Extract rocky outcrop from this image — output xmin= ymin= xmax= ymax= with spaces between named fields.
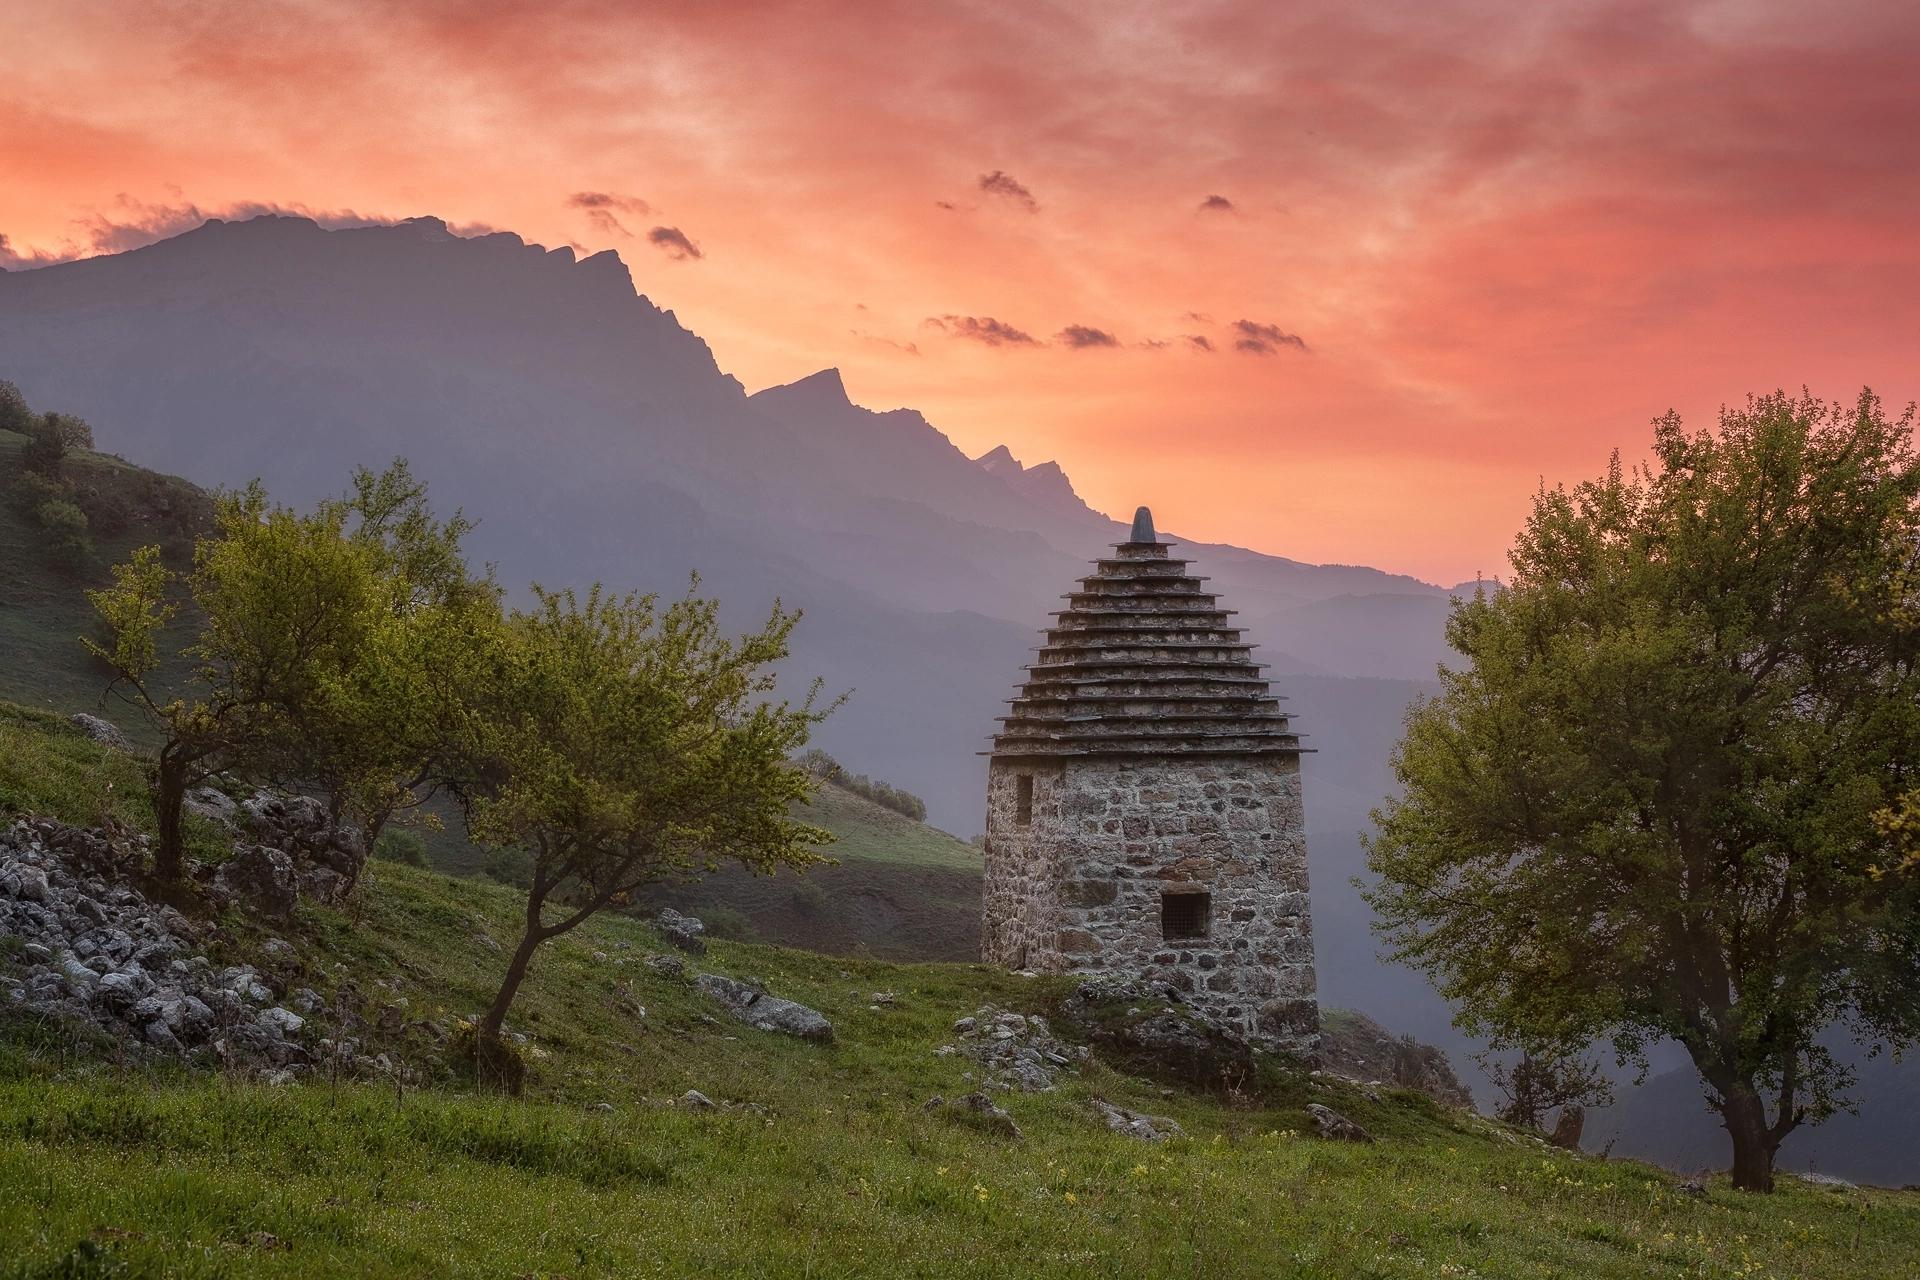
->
xmin=939 ymin=1006 xmax=1089 ymax=1092
xmin=1307 ymin=1102 xmax=1373 ymax=1143
xmin=1061 ymin=976 xmax=1257 ymax=1093
xmin=234 ymin=793 xmax=367 ymax=906
xmin=0 ymin=819 xmax=311 ymax=1069
xmin=924 ymin=1091 xmax=1023 ymax=1140
xmin=1315 ymin=1008 xmax=1473 ymax=1109
xmin=655 ymin=908 xmax=707 ymax=954
xmin=694 ymin=973 xmax=833 ymax=1041
xmin=1091 ymin=1098 xmax=1184 ymax=1142
xmin=68 ymin=713 xmax=132 ymax=752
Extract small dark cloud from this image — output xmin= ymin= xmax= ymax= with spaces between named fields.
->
xmin=568 ymin=192 xmax=654 ymax=238
xmin=1198 ymin=195 xmax=1235 ymax=213
xmin=1137 ymin=338 xmax=1171 ymax=351
xmin=977 ymin=170 xmax=1039 ymax=213
xmin=1185 ymin=334 xmax=1216 ymax=353
xmin=1231 ymin=320 xmax=1308 ymax=355
xmin=1182 ymin=311 xmax=1213 ymax=324
xmin=854 ymin=330 xmax=921 ymax=356
xmin=647 ymin=226 xmax=703 ymax=261
xmin=934 ymin=199 xmax=963 ymax=212
xmin=1055 ymin=325 xmax=1120 ymax=349
xmin=926 ymin=315 xmax=1040 ymax=347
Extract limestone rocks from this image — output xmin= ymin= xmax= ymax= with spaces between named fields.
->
xmin=0 ymin=819 xmax=309 ymax=1071
xmin=941 ymin=1005 xmax=1088 ymax=1092
xmin=214 ymin=846 xmax=298 ymax=920
xmin=68 ymin=713 xmax=131 ymax=751
xmin=694 ymin=973 xmax=833 ymax=1041
xmin=924 ymin=1091 xmax=1023 ymax=1140
xmin=236 ymin=793 xmax=366 ymax=906
xmin=1306 ymin=1102 xmax=1372 ymax=1143
xmin=655 ymin=908 xmax=707 ymax=955
xmin=1090 ymin=1098 xmax=1183 ymax=1142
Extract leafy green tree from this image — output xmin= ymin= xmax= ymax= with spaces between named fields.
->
xmin=0 ymin=380 xmax=34 ymax=435
xmin=261 ymin=461 xmax=496 ymax=847
xmin=461 ymin=583 xmax=834 ymax=1083
xmin=1366 ymin=390 xmax=1920 ymax=1192
xmin=86 ymin=462 xmax=484 ymax=883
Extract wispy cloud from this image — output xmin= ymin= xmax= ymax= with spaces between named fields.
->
xmin=1185 ymin=334 xmax=1216 ymax=353
xmin=647 ymin=225 xmax=703 ymax=260
xmin=1231 ymin=320 xmax=1307 ymax=355
xmin=1198 ymin=194 xmax=1235 ymax=213
xmin=977 ymin=170 xmax=1039 ymax=213
xmin=567 ymin=191 xmax=653 ymax=237
xmin=1055 ymin=324 xmax=1119 ymax=349
xmin=926 ymin=314 xmax=1039 ymax=347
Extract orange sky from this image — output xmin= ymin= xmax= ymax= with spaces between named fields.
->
xmin=3 ymin=0 xmax=1917 ymax=583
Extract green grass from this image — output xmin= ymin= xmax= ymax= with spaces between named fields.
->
xmin=0 ymin=708 xmax=1914 ymax=1276
xmin=796 ymin=783 xmax=979 ymax=871
xmin=0 ymin=431 xmax=207 ymax=736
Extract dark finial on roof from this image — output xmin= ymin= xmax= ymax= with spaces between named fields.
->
xmin=1128 ymin=506 xmax=1157 ymax=544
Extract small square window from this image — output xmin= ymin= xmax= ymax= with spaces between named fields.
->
xmin=1161 ymin=890 xmax=1211 ymax=940
xmin=1014 ymin=774 xmax=1033 ymax=825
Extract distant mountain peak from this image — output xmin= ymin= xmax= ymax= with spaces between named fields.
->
xmin=765 ymin=367 xmax=851 ymax=407
xmin=974 ymin=444 xmax=1023 ymax=475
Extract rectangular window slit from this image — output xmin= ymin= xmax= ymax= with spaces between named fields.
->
xmin=1161 ymin=890 xmax=1211 ymax=940
xmin=1014 ymin=774 xmax=1033 ymax=825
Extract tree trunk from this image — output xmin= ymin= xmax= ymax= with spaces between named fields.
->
xmin=474 ymin=917 xmax=545 ymax=1095
xmin=153 ymin=747 xmax=189 ymax=882
xmin=1722 ymin=1087 xmax=1778 ymax=1192
xmin=480 ymin=927 xmax=542 ymax=1044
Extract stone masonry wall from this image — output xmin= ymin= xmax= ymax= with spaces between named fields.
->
xmin=982 ymin=755 xmax=1317 ymax=1056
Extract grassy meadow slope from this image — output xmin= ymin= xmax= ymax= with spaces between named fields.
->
xmin=0 ymin=429 xmax=207 ymax=727
xmin=2 ymin=710 xmax=1916 ymax=1278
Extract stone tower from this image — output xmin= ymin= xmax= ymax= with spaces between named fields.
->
xmin=981 ymin=507 xmax=1317 ymax=1053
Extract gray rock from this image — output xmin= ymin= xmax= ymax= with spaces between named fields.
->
xmin=183 ymin=786 xmax=239 ymax=825
xmin=656 ymin=908 xmax=707 ymax=955
xmin=214 ymin=847 xmax=298 ymax=920
xmin=13 ymin=866 xmax=49 ymax=903
xmin=925 ymin=1091 xmax=1023 ymax=1140
xmin=257 ymin=1007 xmax=305 ymax=1038
xmin=69 ymin=713 xmax=131 ymax=751
xmin=644 ymin=953 xmax=686 ymax=978
xmin=694 ymin=974 xmax=833 ymax=1042
xmin=1091 ymin=1099 xmax=1183 ymax=1142
xmin=1306 ymin=1103 xmax=1372 ymax=1143
xmin=680 ymin=1089 xmax=717 ymax=1109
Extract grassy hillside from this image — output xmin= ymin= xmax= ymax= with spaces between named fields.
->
xmin=3 ymin=704 xmax=1918 ymax=1277
xmin=0 ymin=435 xmax=986 ymax=960
xmin=0 ymin=430 xmax=208 ymax=730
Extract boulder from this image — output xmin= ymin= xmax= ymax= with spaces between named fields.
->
xmin=694 ymin=974 xmax=833 ymax=1042
xmin=924 ymin=1092 xmax=1023 ymax=1140
xmin=213 ymin=847 xmax=298 ymax=920
xmin=1306 ymin=1103 xmax=1372 ymax=1143
xmin=655 ymin=908 xmax=707 ymax=955
xmin=68 ymin=713 xmax=131 ymax=752
xmin=183 ymin=786 xmax=239 ymax=825
xmin=1091 ymin=1099 xmax=1183 ymax=1142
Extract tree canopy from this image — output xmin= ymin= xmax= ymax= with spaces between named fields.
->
xmin=1366 ymin=390 xmax=1920 ymax=1192
xmin=461 ymin=582 xmax=835 ymax=1082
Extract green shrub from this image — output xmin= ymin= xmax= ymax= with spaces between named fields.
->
xmin=0 ymin=381 xmax=32 ymax=435
xmin=698 ymin=905 xmax=752 ymax=941
xmin=33 ymin=497 xmax=91 ymax=569
xmin=481 ymin=846 xmax=535 ymax=889
xmin=375 ymin=828 xmax=429 ymax=867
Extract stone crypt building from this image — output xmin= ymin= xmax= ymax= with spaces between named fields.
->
xmin=981 ymin=507 xmax=1318 ymax=1054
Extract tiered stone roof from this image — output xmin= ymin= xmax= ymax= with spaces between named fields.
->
xmin=990 ymin=508 xmax=1303 ymax=760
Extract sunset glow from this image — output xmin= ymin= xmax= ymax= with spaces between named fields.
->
xmin=4 ymin=0 xmax=1915 ymax=582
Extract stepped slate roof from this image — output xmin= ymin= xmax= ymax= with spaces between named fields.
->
xmin=989 ymin=508 xmax=1304 ymax=760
